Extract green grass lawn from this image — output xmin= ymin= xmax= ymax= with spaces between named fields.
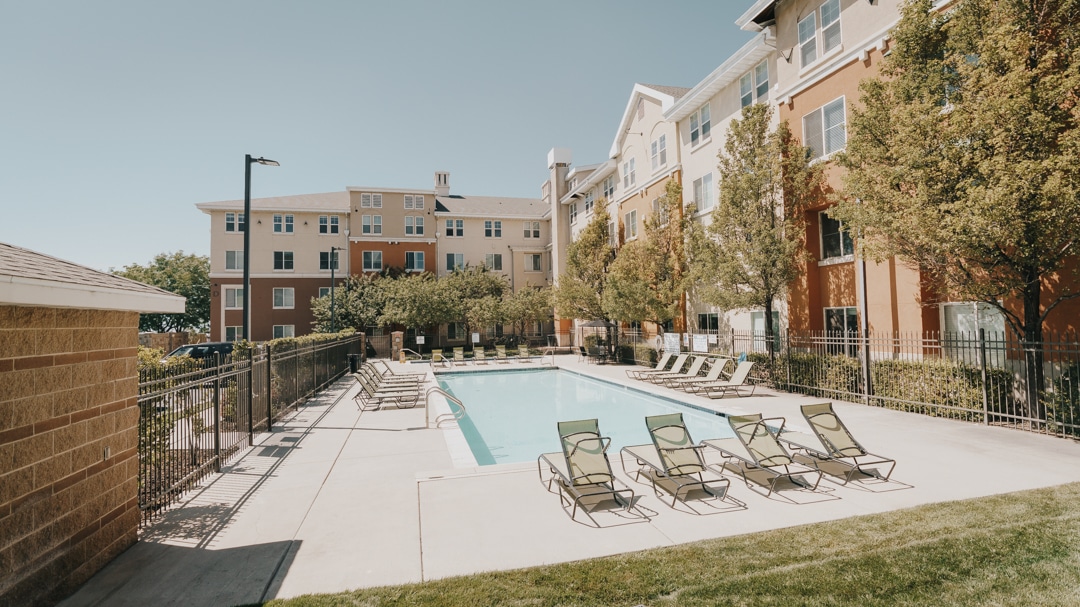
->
xmin=252 ymin=482 xmax=1080 ymax=607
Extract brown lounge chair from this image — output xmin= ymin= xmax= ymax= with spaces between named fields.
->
xmin=687 ymin=361 xmax=756 ymax=398
xmin=702 ymin=414 xmax=822 ymax=496
xmin=620 ymin=413 xmax=730 ymax=507
xmin=780 ymin=402 xmax=896 ymax=484
xmin=537 ymin=419 xmax=637 ymax=525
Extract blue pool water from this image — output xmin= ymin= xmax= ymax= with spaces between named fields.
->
xmin=436 ymin=368 xmax=734 ymax=465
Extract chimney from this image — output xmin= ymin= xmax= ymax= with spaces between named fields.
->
xmin=435 ymin=171 xmax=450 ymax=197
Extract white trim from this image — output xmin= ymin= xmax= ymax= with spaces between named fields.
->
xmin=348 ymin=236 xmax=436 ymax=245
xmin=346 ymin=186 xmax=436 ymax=195
xmin=609 ymin=84 xmax=683 ymax=159
xmin=211 ymin=272 xmax=350 ymax=279
xmin=666 ymin=34 xmax=774 ymax=122
xmin=0 ymin=275 xmax=185 ymax=313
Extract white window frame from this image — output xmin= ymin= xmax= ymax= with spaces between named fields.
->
xmin=319 ymin=250 xmax=339 ymax=271
xmin=273 ymin=251 xmax=294 ymax=271
xmin=524 ymin=221 xmax=540 ymax=238
xmin=446 ymin=253 xmax=463 ymax=271
xmin=224 ymin=286 xmax=244 ymax=309
xmin=740 ymin=61 xmax=770 ymax=107
xmin=602 ymin=175 xmax=615 ymax=200
xmin=800 ymin=0 xmax=841 ymax=69
xmin=622 ymin=158 xmax=636 ymax=188
xmin=484 ymin=220 xmax=502 ymax=238
xmin=405 ymin=251 xmax=425 ymax=272
xmin=803 ymin=96 xmax=846 ymax=160
xmin=405 ymin=216 xmax=424 ymax=236
xmin=690 ymin=104 xmax=711 ymax=147
xmin=362 ymin=251 xmax=383 ymax=272
xmin=484 ymin=253 xmax=503 ymax=271
xmin=225 ymin=250 xmax=244 ymax=271
xmin=526 ymin=253 xmax=542 ymax=272
xmin=624 ymin=210 xmax=638 ymax=240
xmin=445 ymin=219 xmax=463 ymax=237
xmin=819 ymin=210 xmax=855 ymax=261
xmin=584 ymin=191 xmax=594 ymax=215
xmin=318 ymin=287 xmax=334 ymax=298
xmin=224 ymin=326 xmax=241 ymax=342
xmin=360 ymin=193 xmax=383 ymax=208
xmin=607 ymin=221 xmax=616 ymax=247
xmin=273 ymin=325 xmax=295 ymax=339
xmin=273 ymin=287 xmax=295 ymax=309
xmin=569 ymin=203 xmax=578 ymax=224
xmin=319 ymin=215 xmax=340 ymax=235
xmin=650 ymin=135 xmax=667 ymax=170
xmin=692 ymin=173 xmax=715 ymax=212
xmin=225 ymin=212 xmax=244 ymax=233
xmin=362 ymin=214 xmax=383 ymax=235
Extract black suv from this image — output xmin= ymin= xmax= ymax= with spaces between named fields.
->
xmin=164 ymin=342 xmax=234 ymax=362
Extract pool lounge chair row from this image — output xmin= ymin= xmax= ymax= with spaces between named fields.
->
xmin=431 ymin=346 xmax=535 ymax=366
xmin=538 ymin=403 xmax=895 ymax=524
xmin=352 ymin=362 xmax=427 ymax=410
xmin=626 ymin=354 xmax=757 ymax=398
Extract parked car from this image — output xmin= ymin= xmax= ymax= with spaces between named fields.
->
xmin=163 ymin=342 xmax=234 ymax=363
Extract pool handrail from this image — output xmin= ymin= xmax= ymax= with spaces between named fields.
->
xmin=425 ymin=387 xmax=466 ymax=428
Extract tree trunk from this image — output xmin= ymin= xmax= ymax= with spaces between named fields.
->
xmin=764 ymin=299 xmax=776 ymax=362
xmin=1022 ymin=275 xmax=1045 ymax=426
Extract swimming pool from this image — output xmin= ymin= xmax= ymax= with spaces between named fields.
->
xmin=436 ymin=368 xmax=734 ymax=466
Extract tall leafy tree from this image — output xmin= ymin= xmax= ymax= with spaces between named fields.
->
xmin=504 ymin=285 xmax=554 ymax=339
xmin=554 ymin=207 xmax=615 ymax=321
xmin=693 ymin=103 xmax=822 ymax=353
xmin=603 ymin=181 xmax=690 ymax=327
xmin=114 ymin=251 xmax=210 ymax=333
xmin=379 ymin=273 xmax=455 ymax=336
xmin=310 ymin=274 xmax=385 ymax=333
xmin=832 ymin=0 xmax=1080 ymax=415
xmin=443 ymin=266 xmax=508 ymax=345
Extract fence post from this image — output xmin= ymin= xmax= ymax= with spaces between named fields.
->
xmin=213 ymin=353 xmax=222 ymax=472
xmin=861 ymin=330 xmax=873 ymax=406
xmin=979 ymin=328 xmax=989 ymax=425
xmin=294 ymin=341 xmax=299 ymax=411
xmin=266 ymin=345 xmax=273 ymax=431
xmin=246 ymin=347 xmax=254 ymax=442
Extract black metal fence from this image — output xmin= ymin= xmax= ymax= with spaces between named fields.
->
xmin=137 ymin=334 xmax=361 ymax=526
xmin=619 ymin=327 xmax=1080 ymax=439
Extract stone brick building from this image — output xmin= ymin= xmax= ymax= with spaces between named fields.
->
xmin=0 ymin=242 xmax=185 ymax=606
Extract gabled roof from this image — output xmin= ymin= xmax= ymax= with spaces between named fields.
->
xmin=0 ymin=242 xmax=186 ymax=313
xmin=609 ymin=83 xmax=689 ymax=158
xmin=665 ymin=33 xmax=774 ymax=122
xmin=736 ymin=0 xmax=777 ymax=32
xmin=195 ymin=191 xmax=350 ymax=214
xmin=434 ymin=195 xmax=548 ymax=219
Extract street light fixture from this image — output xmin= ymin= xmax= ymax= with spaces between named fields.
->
xmin=242 ymin=154 xmax=279 ymax=342
xmin=329 ymin=246 xmax=341 ymax=333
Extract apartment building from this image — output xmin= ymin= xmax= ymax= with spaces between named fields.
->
xmin=198 ymin=192 xmax=350 ymax=342
xmin=346 ymin=177 xmax=438 ymax=277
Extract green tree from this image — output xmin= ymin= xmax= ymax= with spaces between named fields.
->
xmin=554 ymin=207 xmax=615 ymax=321
xmin=693 ymin=103 xmax=822 ymax=353
xmin=310 ymin=274 xmax=385 ymax=333
xmin=503 ymin=285 xmax=554 ymax=339
xmin=114 ymin=251 xmax=210 ymax=333
xmin=832 ymin=0 xmax=1080 ymax=416
xmin=380 ymin=273 xmax=454 ymax=335
xmin=443 ymin=266 xmax=508 ymax=346
xmin=603 ymin=181 xmax=690 ymax=327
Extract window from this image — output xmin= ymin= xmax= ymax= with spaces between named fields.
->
xmin=446 ymin=253 xmax=463 ymax=271
xmin=484 ymin=253 xmax=503 ymax=271
xmin=622 ymin=158 xmax=636 ymax=188
xmin=361 ymin=215 xmax=382 ymax=235
xmin=819 ymin=211 xmax=854 ymax=260
xmin=362 ymin=251 xmax=382 ymax=271
xmin=445 ymin=219 xmax=463 ymax=237
xmin=698 ymin=313 xmax=719 ymax=332
xmin=650 ymin=135 xmax=667 ymax=170
xmin=447 ymin=322 xmax=465 ymax=340
xmin=803 ymin=97 xmax=846 ymax=159
xmin=273 ymin=325 xmax=295 ymax=339
xmin=319 ymin=215 xmax=340 ymax=234
xmin=692 ymin=173 xmax=714 ymax=212
xmin=690 ymin=104 xmax=711 ymax=146
xmin=405 ymin=216 xmax=424 ymax=235
xmin=624 ymin=210 xmax=638 ymax=240
xmin=318 ymin=287 xmax=335 ymax=298
xmin=484 ymin=220 xmax=502 ymax=238
xmin=942 ymin=302 xmax=1006 ymax=365
xmin=273 ymin=287 xmax=294 ymax=309
xmin=603 ymin=175 xmax=615 ymax=200
xmin=584 ymin=192 xmax=594 ymax=215
xmin=273 ymin=214 xmax=294 ymax=233
xmin=569 ymin=203 xmax=578 ymax=223
xmin=405 ymin=251 xmax=425 ymax=272
xmin=799 ymin=0 xmax=841 ymax=68
xmin=319 ymin=250 xmax=339 ymax=270
xmin=751 ymin=310 xmax=781 ymax=352
xmin=608 ymin=221 xmax=617 ymax=247
xmin=224 ymin=287 xmax=244 ymax=309
xmin=360 ymin=193 xmax=383 ymax=208
xmin=224 ymin=326 xmax=241 ymax=342
xmin=404 ymin=194 xmax=424 ymax=209
xmin=526 ymin=254 xmax=542 ymax=272
xmin=824 ymin=306 xmax=859 ymax=356
xmin=225 ymin=250 xmax=244 ymax=270
xmin=740 ymin=61 xmax=770 ymax=107
xmin=273 ymin=251 xmax=294 ymax=270
xmin=225 ymin=212 xmax=245 ymax=233
xmin=651 ymin=198 xmax=670 ymax=226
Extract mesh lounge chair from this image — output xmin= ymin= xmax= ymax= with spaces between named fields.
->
xmin=353 ymin=373 xmax=420 ymax=411
xmin=537 ymin=419 xmax=636 ymax=524
xmin=631 ymin=353 xmax=689 ymax=382
xmin=645 ymin=356 xmax=706 ymax=384
xmin=703 ymin=414 xmax=822 ymax=496
xmin=626 ymin=352 xmax=674 ymax=380
xmin=516 ymin=346 xmax=533 ymax=362
xmin=473 ymin=348 xmax=489 ymax=364
xmin=495 ymin=345 xmax=512 ymax=364
xmin=780 ymin=402 xmax=896 ymax=484
xmin=453 ymin=347 xmax=465 ymax=365
xmin=374 ymin=359 xmax=427 ymax=379
xmin=620 ymin=413 xmax=730 ymax=506
xmin=357 ymin=365 xmax=421 ymax=389
xmin=662 ymin=357 xmax=731 ymax=390
xmin=687 ymin=361 xmax=757 ymax=398
xmin=430 ymin=349 xmax=448 ymax=367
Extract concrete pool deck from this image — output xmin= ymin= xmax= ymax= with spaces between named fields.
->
xmin=61 ymin=355 xmax=1080 ymax=606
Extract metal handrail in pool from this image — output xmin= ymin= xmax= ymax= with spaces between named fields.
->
xmin=425 ymin=387 xmax=466 ymax=428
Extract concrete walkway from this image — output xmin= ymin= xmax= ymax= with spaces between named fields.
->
xmin=60 ymin=356 xmax=1080 ymax=606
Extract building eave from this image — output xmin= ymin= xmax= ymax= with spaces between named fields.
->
xmin=665 ymin=34 xmax=775 ymax=123
xmin=0 ymin=275 xmax=186 ymax=314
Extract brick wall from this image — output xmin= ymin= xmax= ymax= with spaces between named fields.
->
xmin=0 ymin=305 xmax=141 ymax=606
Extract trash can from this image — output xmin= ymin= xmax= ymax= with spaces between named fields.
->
xmin=348 ymin=353 xmax=361 ymax=373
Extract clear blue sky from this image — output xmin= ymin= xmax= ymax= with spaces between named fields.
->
xmin=0 ymin=1 xmax=754 ymax=272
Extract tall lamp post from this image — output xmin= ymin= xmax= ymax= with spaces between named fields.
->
xmin=242 ymin=154 xmax=280 ymax=341
xmin=329 ymin=246 xmax=341 ymax=332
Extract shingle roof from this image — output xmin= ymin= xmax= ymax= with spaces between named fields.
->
xmin=640 ymin=84 xmax=693 ymax=100
xmin=434 ymin=195 xmax=548 ymax=218
xmin=0 ymin=242 xmax=186 ymax=313
xmin=195 ymin=191 xmax=350 ymax=213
